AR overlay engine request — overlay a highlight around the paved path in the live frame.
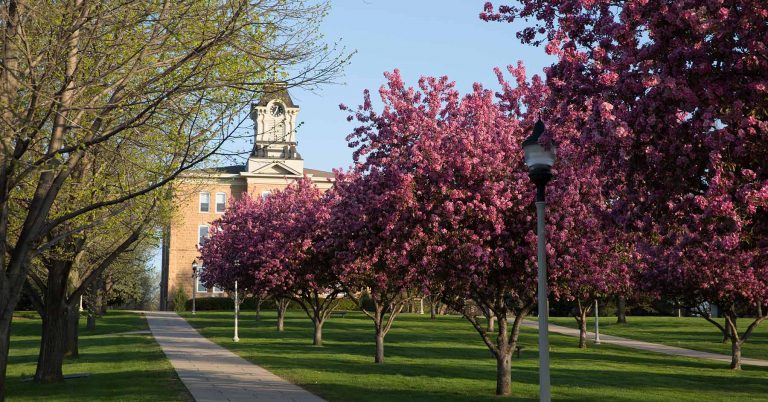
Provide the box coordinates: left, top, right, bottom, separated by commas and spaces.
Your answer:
523, 320, 768, 367
145, 311, 326, 402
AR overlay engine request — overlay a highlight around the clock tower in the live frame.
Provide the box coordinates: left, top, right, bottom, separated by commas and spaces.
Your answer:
159, 86, 335, 310
246, 86, 304, 176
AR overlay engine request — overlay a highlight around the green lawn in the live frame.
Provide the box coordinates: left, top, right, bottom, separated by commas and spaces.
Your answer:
183, 311, 768, 401
5, 311, 190, 401
549, 316, 768, 361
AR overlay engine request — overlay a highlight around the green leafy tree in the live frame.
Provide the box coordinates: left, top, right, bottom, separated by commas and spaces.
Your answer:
0, 0, 349, 393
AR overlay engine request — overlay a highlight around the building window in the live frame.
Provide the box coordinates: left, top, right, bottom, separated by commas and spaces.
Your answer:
198, 225, 209, 247
261, 190, 271, 200
196, 269, 207, 293
215, 192, 226, 213
194, 266, 222, 293
199, 192, 210, 212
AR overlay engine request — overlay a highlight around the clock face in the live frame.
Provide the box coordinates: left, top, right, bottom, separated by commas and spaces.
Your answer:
270, 103, 285, 117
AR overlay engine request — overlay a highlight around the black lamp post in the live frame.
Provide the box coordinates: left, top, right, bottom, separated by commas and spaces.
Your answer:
522, 118, 557, 402
191, 261, 198, 315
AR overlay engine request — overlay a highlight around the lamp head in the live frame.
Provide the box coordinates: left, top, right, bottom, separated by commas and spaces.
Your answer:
522, 119, 557, 173
192, 261, 198, 273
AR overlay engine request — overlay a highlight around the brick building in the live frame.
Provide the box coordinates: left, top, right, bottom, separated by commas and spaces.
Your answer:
159, 89, 334, 309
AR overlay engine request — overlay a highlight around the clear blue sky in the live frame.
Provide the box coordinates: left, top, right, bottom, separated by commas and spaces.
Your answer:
240, 0, 555, 172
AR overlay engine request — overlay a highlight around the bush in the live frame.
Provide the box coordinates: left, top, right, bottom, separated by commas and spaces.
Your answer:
171, 288, 189, 313
183, 296, 363, 312
334, 298, 359, 311
359, 290, 375, 312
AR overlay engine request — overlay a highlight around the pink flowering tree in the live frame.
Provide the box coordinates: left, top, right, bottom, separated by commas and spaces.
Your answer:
482, 0, 768, 369
199, 193, 292, 332
249, 178, 342, 346
339, 68, 618, 394
327, 168, 423, 364
548, 154, 633, 348
201, 179, 342, 342
198, 195, 259, 299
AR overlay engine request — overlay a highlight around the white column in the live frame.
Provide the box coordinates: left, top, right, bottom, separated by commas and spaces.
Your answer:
594, 300, 601, 344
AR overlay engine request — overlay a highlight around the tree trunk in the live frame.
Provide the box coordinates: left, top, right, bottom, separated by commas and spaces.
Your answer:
495, 313, 512, 395
723, 312, 736, 344
35, 261, 70, 383
576, 310, 588, 349
0, 313, 12, 401
495, 349, 512, 396
255, 298, 262, 321
487, 315, 495, 333
574, 300, 591, 348
86, 313, 96, 330
730, 340, 742, 370
616, 295, 627, 324
35, 306, 68, 382
438, 304, 448, 315
374, 332, 385, 364
313, 319, 324, 346
65, 304, 79, 357
430, 301, 436, 320
723, 322, 732, 343
276, 298, 289, 332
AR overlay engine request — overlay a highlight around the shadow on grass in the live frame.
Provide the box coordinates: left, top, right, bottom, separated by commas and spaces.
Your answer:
6, 311, 189, 402
182, 311, 768, 402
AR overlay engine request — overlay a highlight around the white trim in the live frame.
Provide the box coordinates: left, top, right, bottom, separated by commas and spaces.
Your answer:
199, 192, 210, 213
247, 161, 304, 176
215, 192, 226, 213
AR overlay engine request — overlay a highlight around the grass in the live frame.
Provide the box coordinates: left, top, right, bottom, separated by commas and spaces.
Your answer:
5, 311, 190, 401
182, 311, 768, 401
549, 316, 768, 361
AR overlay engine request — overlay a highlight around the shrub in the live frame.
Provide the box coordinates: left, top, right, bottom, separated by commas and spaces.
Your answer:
183, 296, 363, 312
334, 298, 358, 311
359, 290, 375, 312
171, 288, 189, 313
185, 296, 233, 311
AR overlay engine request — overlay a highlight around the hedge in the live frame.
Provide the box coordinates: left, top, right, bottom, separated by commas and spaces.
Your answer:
184, 296, 363, 312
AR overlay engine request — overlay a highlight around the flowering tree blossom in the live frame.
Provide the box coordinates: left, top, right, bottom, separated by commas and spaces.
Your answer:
198, 193, 292, 332
327, 168, 422, 364
338, 68, 620, 394
200, 179, 342, 341
549, 158, 633, 348
198, 195, 260, 297
482, 0, 768, 369
249, 178, 341, 346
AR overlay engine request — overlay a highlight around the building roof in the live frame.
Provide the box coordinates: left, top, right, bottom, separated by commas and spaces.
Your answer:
254, 84, 296, 108
194, 165, 247, 174
190, 164, 333, 179
303, 168, 335, 178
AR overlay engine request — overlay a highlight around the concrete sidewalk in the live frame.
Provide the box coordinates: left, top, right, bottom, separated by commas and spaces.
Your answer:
524, 320, 768, 367
145, 311, 326, 402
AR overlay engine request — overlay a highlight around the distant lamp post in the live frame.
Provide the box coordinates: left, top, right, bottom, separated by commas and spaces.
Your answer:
523, 118, 557, 402
594, 300, 601, 344
191, 261, 198, 315
233, 260, 240, 343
